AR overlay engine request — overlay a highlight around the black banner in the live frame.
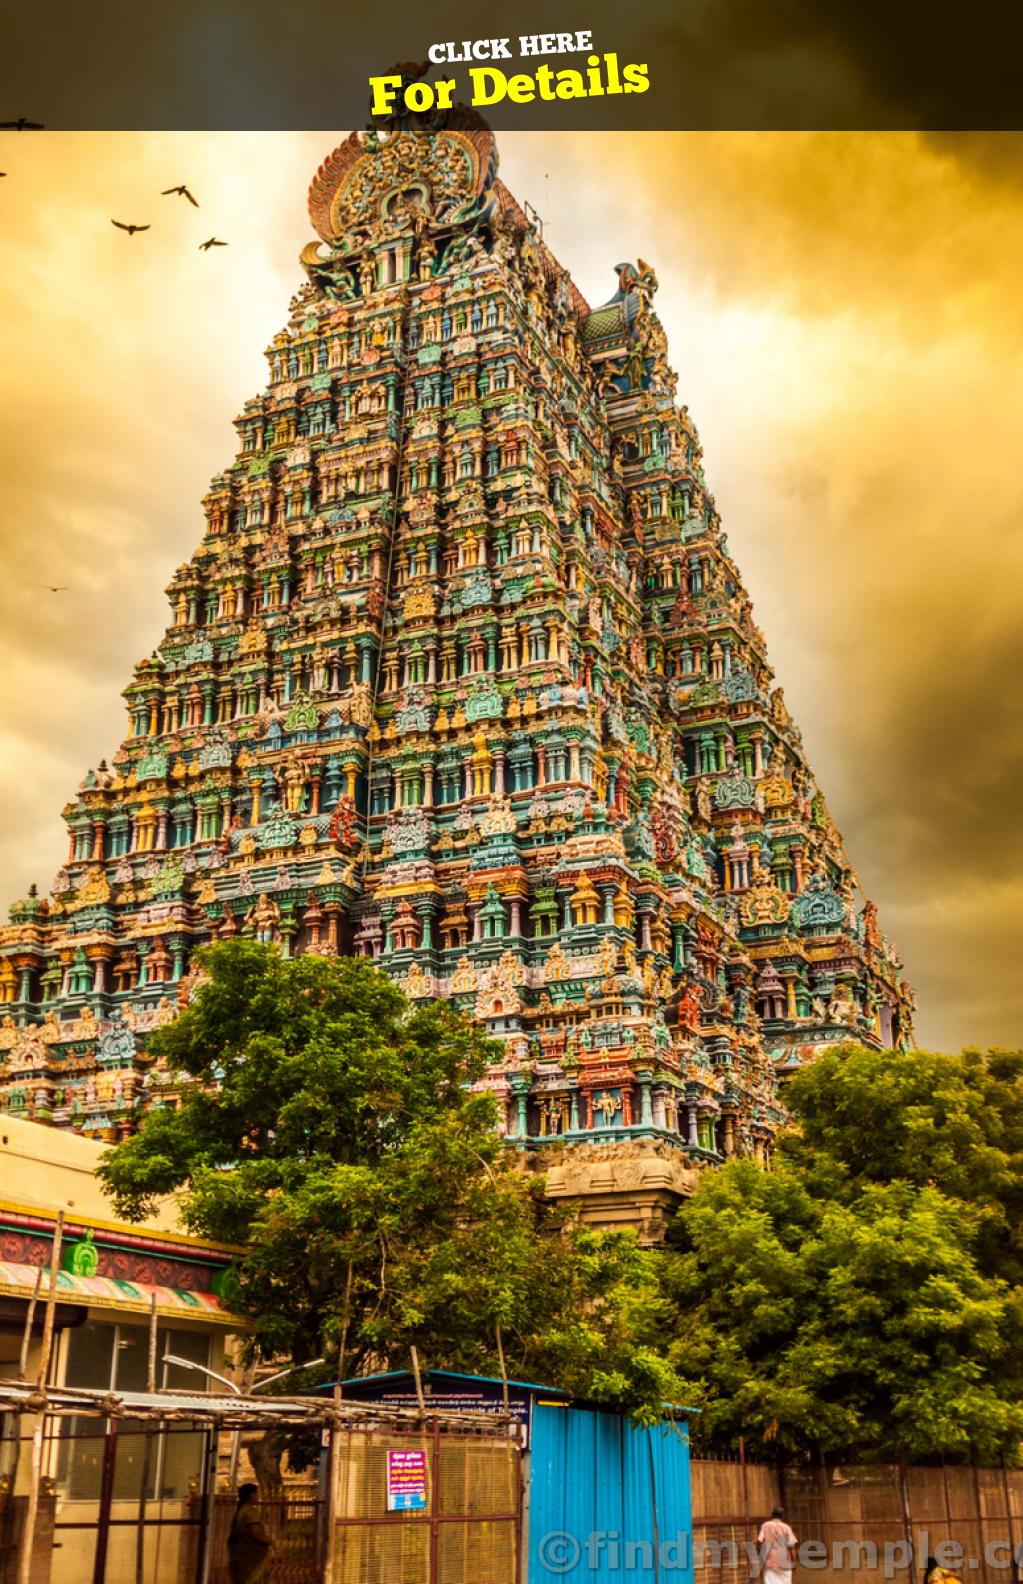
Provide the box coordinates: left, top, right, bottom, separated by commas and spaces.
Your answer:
2, 0, 1021, 132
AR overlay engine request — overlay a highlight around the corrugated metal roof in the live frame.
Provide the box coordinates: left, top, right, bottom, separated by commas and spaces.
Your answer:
115, 1388, 322, 1416
0, 1379, 333, 1420
335, 1367, 569, 1396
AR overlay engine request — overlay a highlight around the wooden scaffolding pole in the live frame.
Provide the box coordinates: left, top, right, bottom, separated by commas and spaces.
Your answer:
135, 1292, 160, 1584
16, 1268, 43, 1384
17, 1209, 64, 1584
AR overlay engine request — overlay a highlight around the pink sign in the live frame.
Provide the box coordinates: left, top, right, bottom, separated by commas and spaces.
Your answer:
386, 1448, 428, 1511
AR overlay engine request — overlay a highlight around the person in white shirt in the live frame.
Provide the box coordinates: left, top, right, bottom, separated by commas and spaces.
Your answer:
758, 1506, 798, 1584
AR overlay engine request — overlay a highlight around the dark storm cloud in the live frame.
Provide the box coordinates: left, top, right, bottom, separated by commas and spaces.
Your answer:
810, 0, 1023, 129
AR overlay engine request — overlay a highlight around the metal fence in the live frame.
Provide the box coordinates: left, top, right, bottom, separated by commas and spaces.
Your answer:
332, 1424, 520, 1584
0, 1386, 521, 1584
206, 1487, 323, 1584
2, 1417, 215, 1584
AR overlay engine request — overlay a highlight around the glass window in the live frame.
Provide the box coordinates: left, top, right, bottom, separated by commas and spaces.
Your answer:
63, 1320, 115, 1390
58, 1323, 212, 1500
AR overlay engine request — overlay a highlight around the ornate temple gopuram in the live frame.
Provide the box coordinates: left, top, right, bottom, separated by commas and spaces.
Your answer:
0, 120, 914, 1235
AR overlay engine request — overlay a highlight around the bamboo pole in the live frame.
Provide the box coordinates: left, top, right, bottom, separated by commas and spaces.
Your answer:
18, 1210, 64, 1584
34, 1212, 62, 1398
146, 1292, 159, 1395
971, 1449, 985, 1584
196, 1426, 217, 1584
410, 1346, 426, 1416
739, 1436, 751, 1529
495, 1324, 510, 1414
226, 1355, 257, 1494
321, 1383, 343, 1584
16, 1269, 43, 1383
0, 1389, 513, 1432
1000, 1457, 1019, 1584
1, 1271, 39, 1558
227, 1429, 242, 1491
227, 1369, 243, 1494
337, 1262, 354, 1398
318, 1259, 355, 1579
135, 1294, 160, 1584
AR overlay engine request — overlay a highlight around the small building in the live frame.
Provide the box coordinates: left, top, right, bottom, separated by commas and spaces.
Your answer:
0, 1116, 242, 1584
0, 1115, 240, 1382
337, 1368, 695, 1584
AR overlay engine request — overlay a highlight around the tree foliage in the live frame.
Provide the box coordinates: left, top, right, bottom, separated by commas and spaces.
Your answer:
667, 1045, 1023, 1462
102, 977, 1023, 1461
99, 942, 681, 1419
666, 1160, 1023, 1461
782, 1044, 1023, 1283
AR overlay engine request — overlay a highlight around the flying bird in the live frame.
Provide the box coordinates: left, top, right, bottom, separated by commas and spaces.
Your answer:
199, 236, 227, 250
44, 586, 68, 593
0, 118, 44, 131
162, 184, 198, 207
111, 220, 150, 235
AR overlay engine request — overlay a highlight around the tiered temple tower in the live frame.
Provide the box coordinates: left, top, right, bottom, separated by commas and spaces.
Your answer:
0, 121, 913, 1237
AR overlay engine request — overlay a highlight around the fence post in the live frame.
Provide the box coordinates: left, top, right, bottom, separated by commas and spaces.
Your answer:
321, 1388, 344, 1584
92, 1421, 119, 1584
193, 1427, 219, 1584
428, 1417, 441, 1584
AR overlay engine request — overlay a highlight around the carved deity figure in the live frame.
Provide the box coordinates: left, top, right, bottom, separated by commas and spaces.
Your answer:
593, 1090, 621, 1126
245, 892, 281, 944
282, 758, 308, 814
417, 235, 437, 281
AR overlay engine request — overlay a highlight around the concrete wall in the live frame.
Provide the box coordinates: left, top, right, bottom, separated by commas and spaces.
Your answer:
0, 1115, 181, 1231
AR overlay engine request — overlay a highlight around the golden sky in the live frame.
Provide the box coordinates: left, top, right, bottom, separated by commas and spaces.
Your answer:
0, 131, 1020, 1053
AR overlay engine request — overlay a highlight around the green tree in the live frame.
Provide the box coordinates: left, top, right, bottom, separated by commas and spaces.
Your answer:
781, 1045, 1023, 1283
99, 941, 682, 1419
665, 1044, 1023, 1462
667, 1161, 1023, 1461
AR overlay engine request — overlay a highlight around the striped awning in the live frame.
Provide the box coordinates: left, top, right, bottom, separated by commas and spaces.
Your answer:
0, 1259, 239, 1326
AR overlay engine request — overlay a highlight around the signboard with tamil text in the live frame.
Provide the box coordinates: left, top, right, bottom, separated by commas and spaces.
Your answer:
340, 1378, 542, 1444
386, 1448, 428, 1511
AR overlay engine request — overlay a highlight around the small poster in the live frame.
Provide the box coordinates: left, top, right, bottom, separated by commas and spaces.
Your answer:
386, 1448, 428, 1512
